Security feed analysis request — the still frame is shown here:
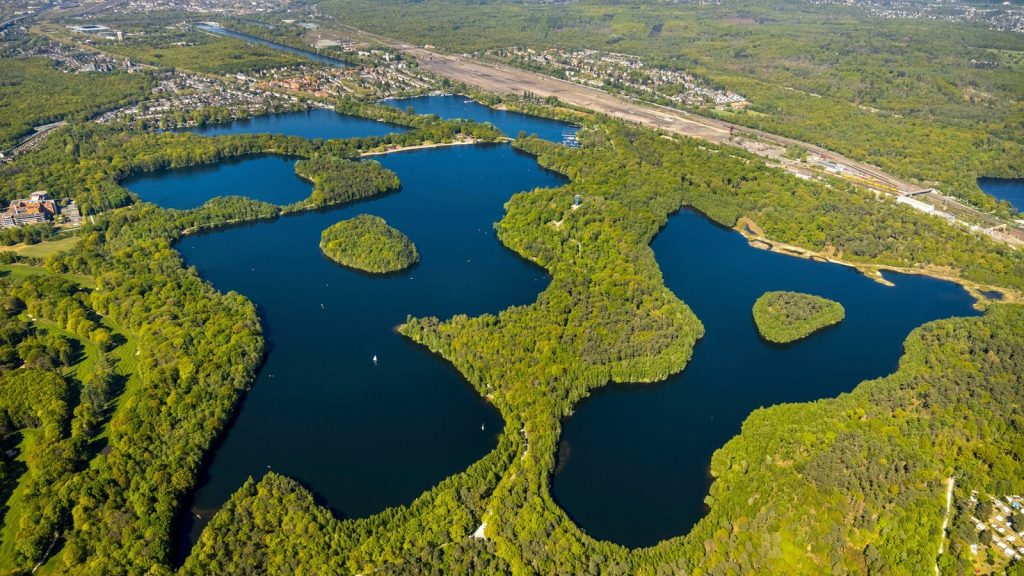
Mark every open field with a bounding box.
[0,236,80,259]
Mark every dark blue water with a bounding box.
[553,208,980,548]
[383,94,577,144]
[140,144,566,552]
[979,177,1024,213]
[124,155,306,210]
[196,24,348,67]
[180,108,403,140]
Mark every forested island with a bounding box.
[0,100,506,575]
[1,3,1023,575]
[320,214,419,273]
[752,291,845,343]
[2,95,1023,576]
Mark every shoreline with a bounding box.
[359,137,509,157]
[734,217,1022,307]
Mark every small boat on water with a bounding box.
[481,423,485,431]
[372,355,378,364]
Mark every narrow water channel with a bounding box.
[196,23,349,67]
[383,94,578,144]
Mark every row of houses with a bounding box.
[0,191,82,229]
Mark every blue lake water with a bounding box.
[979,177,1024,213]
[383,94,577,143]
[552,208,980,548]
[179,108,403,140]
[128,143,568,556]
[124,155,306,210]
[124,99,982,556]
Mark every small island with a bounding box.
[752,291,845,344]
[320,214,419,274]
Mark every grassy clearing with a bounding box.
[0,236,81,259]
[0,263,95,288]
[0,431,35,575]
[0,269,137,572]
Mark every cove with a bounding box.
[179,107,404,140]
[123,155,305,210]
[553,207,981,549]
[383,94,578,144]
[196,23,349,67]
[125,109,407,210]
[127,142,569,555]
[979,177,1024,213]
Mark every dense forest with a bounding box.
[752,290,845,343]
[4,98,1024,575]
[326,0,1024,213]
[178,305,1024,575]
[0,103,506,574]
[514,129,1024,293]
[184,115,1024,575]
[320,214,419,274]
[295,157,401,210]
[0,271,126,574]
[0,23,1022,572]
[0,57,153,149]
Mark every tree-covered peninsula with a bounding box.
[188,116,1024,575]
[1,77,1023,576]
[320,214,419,274]
[752,291,845,343]
[0,102,506,574]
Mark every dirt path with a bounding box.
[936,476,955,575]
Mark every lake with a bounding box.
[170,143,566,550]
[552,208,980,548]
[126,99,980,555]
[180,108,403,140]
[383,94,578,144]
[123,101,573,557]
[979,177,1024,213]
[124,155,306,210]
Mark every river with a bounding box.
[195,24,349,67]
